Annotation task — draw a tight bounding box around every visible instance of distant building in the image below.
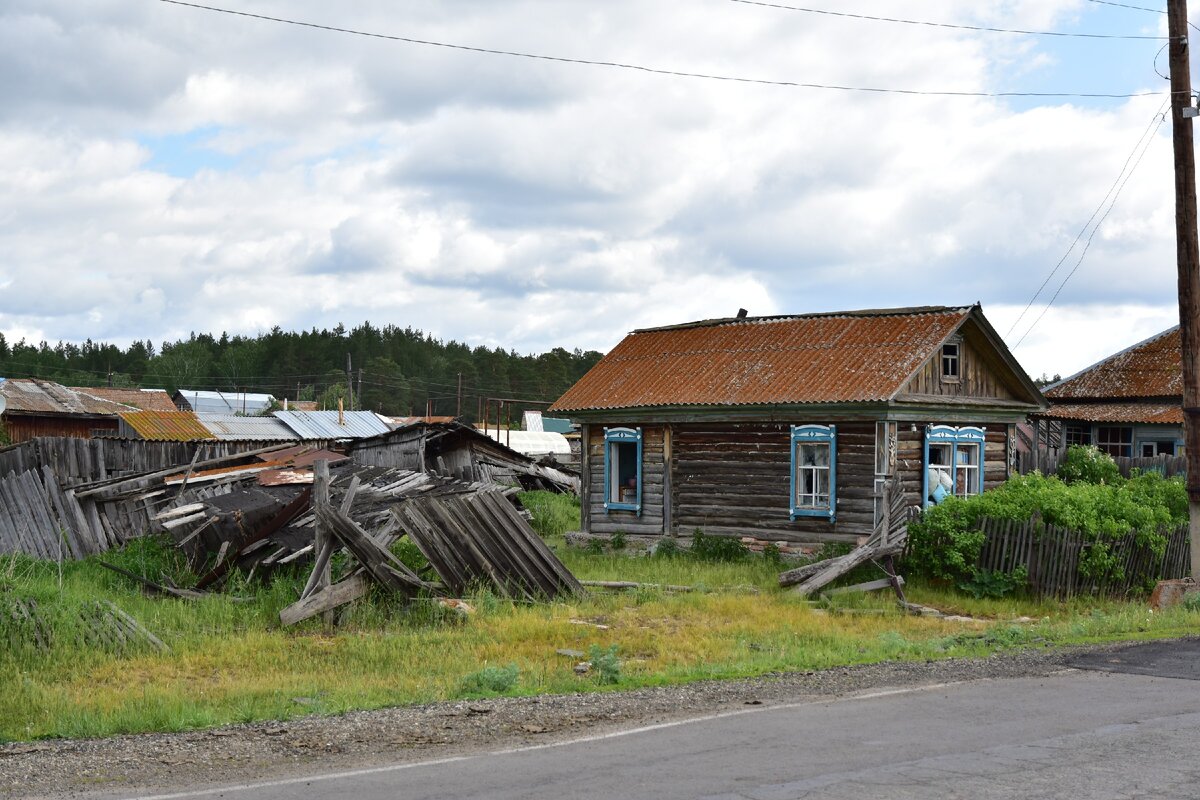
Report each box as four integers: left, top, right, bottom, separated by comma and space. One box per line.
70, 387, 178, 413
173, 389, 276, 415
1035, 327, 1183, 458
0, 378, 136, 442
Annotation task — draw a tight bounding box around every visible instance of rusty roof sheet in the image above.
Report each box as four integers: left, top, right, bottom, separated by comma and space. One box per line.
0, 378, 136, 416
1045, 327, 1181, 401
550, 307, 974, 412
1038, 402, 1184, 425
119, 410, 215, 441
72, 387, 178, 412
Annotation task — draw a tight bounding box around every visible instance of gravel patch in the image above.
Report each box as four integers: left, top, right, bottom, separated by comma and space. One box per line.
0, 642, 1144, 799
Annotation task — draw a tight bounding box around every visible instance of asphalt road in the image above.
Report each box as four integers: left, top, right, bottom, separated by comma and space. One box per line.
113, 640, 1200, 800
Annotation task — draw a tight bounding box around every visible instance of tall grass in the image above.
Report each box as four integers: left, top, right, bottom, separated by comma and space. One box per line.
2, 525, 1197, 743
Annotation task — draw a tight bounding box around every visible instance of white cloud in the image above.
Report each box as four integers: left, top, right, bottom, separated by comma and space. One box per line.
0, 0, 1182, 381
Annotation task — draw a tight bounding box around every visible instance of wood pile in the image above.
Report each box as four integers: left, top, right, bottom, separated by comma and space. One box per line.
779, 477, 914, 600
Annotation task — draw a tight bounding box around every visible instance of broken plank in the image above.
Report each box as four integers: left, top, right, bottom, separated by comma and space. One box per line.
280, 572, 371, 626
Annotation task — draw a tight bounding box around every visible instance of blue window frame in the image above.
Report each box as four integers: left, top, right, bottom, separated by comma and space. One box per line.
923, 425, 986, 507
790, 424, 836, 522
603, 427, 642, 514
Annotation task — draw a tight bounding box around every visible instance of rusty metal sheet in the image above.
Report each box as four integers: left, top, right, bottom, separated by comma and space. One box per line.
1038, 402, 1184, 425
550, 307, 972, 411
0, 379, 137, 416
72, 387, 178, 412
119, 410, 214, 441
1046, 327, 1181, 401
256, 468, 315, 486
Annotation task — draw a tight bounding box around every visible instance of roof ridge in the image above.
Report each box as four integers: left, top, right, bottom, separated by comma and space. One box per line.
631, 305, 973, 334
1044, 324, 1180, 397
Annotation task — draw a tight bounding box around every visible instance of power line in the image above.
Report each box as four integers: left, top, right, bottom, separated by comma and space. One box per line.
157, 0, 1168, 99
728, 0, 1170, 39
1083, 0, 1164, 13
1005, 101, 1170, 340
1011, 108, 1168, 349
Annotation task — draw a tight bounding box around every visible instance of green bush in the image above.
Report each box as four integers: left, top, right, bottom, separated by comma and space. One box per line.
460, 663, 520, 695
1056, 445, 1120, 485
588, 644, 621, 684
690, 529, 750, 562
906, 469, 1187, 588
518, 491, 581, 538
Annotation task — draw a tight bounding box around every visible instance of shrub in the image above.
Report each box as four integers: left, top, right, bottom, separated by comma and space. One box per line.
690, 529, 750, 562
1056, 445, 1120, 485
588, 644, 621, 684
460, 663, 520, 695
906, 468, 1187, 588
958, 566, 1028, 599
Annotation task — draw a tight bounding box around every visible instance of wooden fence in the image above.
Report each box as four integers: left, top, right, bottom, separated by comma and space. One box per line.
1017, 449, 1187, 480
976, 516, 1191, 599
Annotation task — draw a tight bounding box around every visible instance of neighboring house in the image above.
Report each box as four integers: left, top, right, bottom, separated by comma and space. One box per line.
174, 389, 276, 415
273, 410, 394, 440
69, 387, 178, 413
0, 378, 136, 442
1036, 326, 1183, 458
549, 305, 1046, 545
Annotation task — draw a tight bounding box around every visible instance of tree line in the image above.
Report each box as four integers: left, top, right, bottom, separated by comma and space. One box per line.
0, 323, 603, 423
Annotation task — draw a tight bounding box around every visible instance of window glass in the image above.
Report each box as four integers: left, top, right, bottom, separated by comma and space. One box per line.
941, 342, 960, 379
790, 425, 836, 520
1096, 426, 1132, 458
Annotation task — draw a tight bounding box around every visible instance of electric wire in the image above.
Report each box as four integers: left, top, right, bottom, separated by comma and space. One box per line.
728, 0, 1170, 39
1010, 108, 1168, 349
156, 0, 1169, 99
1004, 101, 1170, 341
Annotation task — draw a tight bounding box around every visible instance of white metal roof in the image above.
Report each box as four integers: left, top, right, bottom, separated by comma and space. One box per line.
483, 430, 571, 456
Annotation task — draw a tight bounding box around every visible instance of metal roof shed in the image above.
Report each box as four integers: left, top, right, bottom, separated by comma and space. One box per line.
196, 413, 299, 441
273, 410, 394, 440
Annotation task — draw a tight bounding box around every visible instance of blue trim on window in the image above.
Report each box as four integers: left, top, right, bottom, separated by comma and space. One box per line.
923, 425, 986, 508
603, 426, 642, 515
790, 424, 836, 522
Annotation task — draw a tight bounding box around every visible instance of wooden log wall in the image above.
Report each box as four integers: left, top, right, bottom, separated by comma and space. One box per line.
585, 424, 666, 536
671, 421, 872, 545
893, 423, 1009, 508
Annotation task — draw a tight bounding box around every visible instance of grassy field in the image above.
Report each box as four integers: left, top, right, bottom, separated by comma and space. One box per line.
1, 491, 1197, 743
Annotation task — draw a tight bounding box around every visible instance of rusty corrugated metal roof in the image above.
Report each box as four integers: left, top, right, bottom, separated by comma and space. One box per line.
550, 307, 975, 411
119, 410, 215, 441
72, 387, 178, 412
1038, 402, 1183, 425
1045, 327, 1181, 401
0, 378, 136, 416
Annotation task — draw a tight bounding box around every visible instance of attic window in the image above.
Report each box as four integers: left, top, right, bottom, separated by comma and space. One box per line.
941, 340, 960, 381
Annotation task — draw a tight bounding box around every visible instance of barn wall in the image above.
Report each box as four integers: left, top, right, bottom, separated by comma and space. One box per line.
2, 414, 116, 444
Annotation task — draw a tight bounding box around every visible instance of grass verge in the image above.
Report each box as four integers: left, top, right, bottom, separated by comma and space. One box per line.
0, 491, 1195, 742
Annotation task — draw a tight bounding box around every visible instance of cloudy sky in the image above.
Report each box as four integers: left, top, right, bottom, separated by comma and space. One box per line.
0, 0, 1189, 379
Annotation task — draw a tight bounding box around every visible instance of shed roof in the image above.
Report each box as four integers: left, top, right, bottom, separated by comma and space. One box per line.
550, 305, 1031, 412
483, 430, 571, 456
119, 410, 215, 441
273, 410, 394, 440
1044, 326, 1181, 401
175, 389, 276, 415
70, 387, 178, 413
0, 378, 136, 416
196, 413, 299, 441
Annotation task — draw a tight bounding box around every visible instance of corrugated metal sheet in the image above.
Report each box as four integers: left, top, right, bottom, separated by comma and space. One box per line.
1039, 402, 1184, 425
71, 387, 178, 413
1045, 327, 1181, 401
196, 413, 299, 441
483, 430, 571, 455
176, 389, 276, 415
273, 410, 394, 440
0, 379, 136, 416
550, 307, 973, 412
119, 410, 214, 441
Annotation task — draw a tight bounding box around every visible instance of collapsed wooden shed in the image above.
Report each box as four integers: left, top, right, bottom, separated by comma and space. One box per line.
550, 305, 1047, 550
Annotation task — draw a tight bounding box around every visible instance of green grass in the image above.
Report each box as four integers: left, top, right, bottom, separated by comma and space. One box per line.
0, 493, 1196, 743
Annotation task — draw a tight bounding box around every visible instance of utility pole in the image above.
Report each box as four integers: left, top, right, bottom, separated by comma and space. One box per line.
345, 353, 354, 412
456, 372, 463, 418
1168, 0, 1200, 579
357, 368, 363, 412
